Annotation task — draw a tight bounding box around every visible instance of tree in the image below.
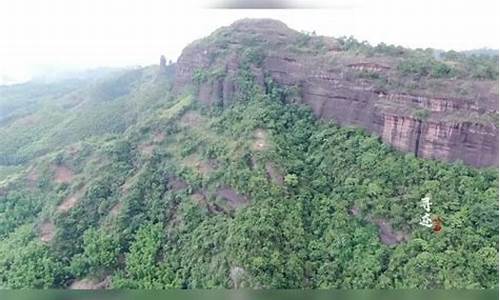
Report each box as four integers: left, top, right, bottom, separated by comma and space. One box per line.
284, 174, 299, 187
112, 223, 170, 288
70, 227, 120, 278
0, 226, 64, 288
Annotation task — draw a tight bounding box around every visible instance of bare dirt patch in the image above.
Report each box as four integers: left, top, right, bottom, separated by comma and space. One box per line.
139, 143, 155, 157
167, 176, 189, 192
265, 162, 284, 186
191, 191, 222, 213
57, 188, 84, 213
16, 114, 41, 127
180, 110, 204, 128
26, 168, 39, 182
153, 131, 166, 143
216, 187, 249, 209
191, 192, 210, 211
196, 161, 214, 175
26, 167, 39, 188
57, 195, 78, 213
198, 160, 217, 175
252, 129, 268, 151
191, 193, 206, 204
374, 219, 408, 246
185, 155, 218, 176
349, 208, 408, 245
109, 202, 122, 217
192, 192, 206, 205
69, 277, 110, 290
54, 166, 74, 184
138, 132, 164, 158
39, 220, 56, 243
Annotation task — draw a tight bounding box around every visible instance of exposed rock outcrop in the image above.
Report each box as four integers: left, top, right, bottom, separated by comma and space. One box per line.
159, 55, 167, 73
173, 19, 499, 167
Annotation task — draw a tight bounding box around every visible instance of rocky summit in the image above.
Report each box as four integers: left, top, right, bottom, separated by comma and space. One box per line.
174, 19, 499, 167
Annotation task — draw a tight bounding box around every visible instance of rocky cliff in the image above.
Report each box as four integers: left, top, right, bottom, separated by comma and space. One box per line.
174, 19, 499, 167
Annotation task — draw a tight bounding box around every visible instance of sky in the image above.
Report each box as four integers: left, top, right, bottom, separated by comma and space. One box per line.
0, 0, 498, 84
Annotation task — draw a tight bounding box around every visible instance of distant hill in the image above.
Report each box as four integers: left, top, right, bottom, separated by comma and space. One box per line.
461, 48, 499, 57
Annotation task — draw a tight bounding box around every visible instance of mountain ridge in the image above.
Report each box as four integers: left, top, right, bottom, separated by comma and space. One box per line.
173, 18, 499, 167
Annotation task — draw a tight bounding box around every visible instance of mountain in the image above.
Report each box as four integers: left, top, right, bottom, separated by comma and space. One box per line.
174, 19, 499, 167
460, 48, 499, 57
0, 19, 497, 289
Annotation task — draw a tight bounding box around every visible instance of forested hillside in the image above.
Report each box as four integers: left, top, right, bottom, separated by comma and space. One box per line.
0, 57, 497, 289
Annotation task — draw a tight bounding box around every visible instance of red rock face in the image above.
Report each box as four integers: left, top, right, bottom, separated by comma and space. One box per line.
380, 115, 420, 154
173, 19, 499, 167
417, 121, 498, 167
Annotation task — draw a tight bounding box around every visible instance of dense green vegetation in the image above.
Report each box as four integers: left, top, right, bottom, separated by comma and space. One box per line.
0, 67, 170, 166
337, 36, 499, 80
0, 61, 497, 289
287, 31, 498, 81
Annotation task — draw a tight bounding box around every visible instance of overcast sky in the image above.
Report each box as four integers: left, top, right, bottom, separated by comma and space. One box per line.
1, 0, 498, 84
